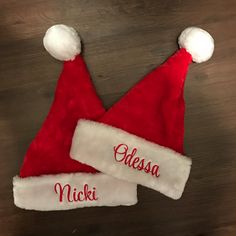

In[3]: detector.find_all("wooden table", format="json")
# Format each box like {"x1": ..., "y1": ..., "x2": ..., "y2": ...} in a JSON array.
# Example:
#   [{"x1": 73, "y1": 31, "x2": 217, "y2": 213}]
[{"x1": 1, "y1": 0, "x2": 236, "y2": 235}]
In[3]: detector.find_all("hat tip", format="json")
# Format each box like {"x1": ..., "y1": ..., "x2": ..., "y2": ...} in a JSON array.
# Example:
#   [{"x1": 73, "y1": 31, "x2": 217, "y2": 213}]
[
  {"x1": 43, "y1": 24, "x2": 81, "y2": 61},
  {"x1": 178, "y1": 27, "x2": 214, "y2": 63}
]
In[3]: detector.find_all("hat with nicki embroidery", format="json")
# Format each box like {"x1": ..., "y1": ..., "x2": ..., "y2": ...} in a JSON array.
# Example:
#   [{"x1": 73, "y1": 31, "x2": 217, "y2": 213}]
[{"x1": 13, "y1": 24, "x2": 137, "y2": 211}]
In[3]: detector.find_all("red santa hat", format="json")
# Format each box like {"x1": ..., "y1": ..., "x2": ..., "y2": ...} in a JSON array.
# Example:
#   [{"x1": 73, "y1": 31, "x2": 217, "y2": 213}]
[
  {"x1": 70, "y1": 27, "x2": 214, "y2": 200},
  {"x1": 13, "y1": 25, "x2": 137, "y2": 211}
]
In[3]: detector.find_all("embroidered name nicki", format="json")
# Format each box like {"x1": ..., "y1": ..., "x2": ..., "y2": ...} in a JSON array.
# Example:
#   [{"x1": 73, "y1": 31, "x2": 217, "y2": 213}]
[
  {"x1": 54, "y1": 183, "x2": 98, "y2": 203},
  {"x1": 114, "y1": 144, "x2": 160, "y2": 177}
]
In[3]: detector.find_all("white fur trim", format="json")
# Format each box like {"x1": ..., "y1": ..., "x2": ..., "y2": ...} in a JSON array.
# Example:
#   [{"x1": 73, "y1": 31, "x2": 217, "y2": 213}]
[
  {"x1": 178, "y1": 27, "x2": 214, "y2": 63},
  {"x1": 43, "y1": 24, "x2": 81, "y2": 61},
  {"x1": 70, "y1": 120, "x2": 192, "y2": 200},
  {"x1": 13, "y1": 173, "x2": 137, "y2": 211}
]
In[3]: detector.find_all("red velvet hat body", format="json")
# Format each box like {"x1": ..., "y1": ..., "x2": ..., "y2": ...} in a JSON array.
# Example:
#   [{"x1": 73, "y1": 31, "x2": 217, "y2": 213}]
[
  {"x1": 100, "y1": 48, "x2": 192, "y2": 154},
  {"x1": 20, "y1": 55, "x2": 105, "y2": 177}
]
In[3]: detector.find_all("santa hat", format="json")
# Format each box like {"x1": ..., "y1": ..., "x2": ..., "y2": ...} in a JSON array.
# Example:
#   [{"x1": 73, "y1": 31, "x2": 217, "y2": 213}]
[
  {"x1": 70, "y1": 27, "x2": 214, "y2": 200},
  {"x1": 13, "y1": 25, "x2": 137, "y2": 211}
]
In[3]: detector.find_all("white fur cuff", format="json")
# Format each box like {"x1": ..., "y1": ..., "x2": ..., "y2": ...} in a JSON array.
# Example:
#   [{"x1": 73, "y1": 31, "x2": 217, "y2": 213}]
[
  {"x1": 70, "y1": 120, "x2": 192, "y2": 200},
  {"x1": 13, "y1": 173, "x2": 137, "y2": 211}
]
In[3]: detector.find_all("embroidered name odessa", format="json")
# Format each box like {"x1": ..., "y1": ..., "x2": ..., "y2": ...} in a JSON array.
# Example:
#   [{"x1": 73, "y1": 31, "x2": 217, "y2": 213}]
[
  {"x1": 113, "y1": 144, "x2": 160, "y2": 177},
  {"x1": 54, "y1": 183, "x2": 98, "y2": 203}
]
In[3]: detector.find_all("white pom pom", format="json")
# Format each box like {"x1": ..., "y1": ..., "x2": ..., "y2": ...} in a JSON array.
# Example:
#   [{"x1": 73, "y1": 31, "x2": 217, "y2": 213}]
[
  {"x1": 178, "y1": 27, "x2": 214, "y2": 63},
  {"x1": 43, "y1": 24, "x2": 81, "y2": 61}
]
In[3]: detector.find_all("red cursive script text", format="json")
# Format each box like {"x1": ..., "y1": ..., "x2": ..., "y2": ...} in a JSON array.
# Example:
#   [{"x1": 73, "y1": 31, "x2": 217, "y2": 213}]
[
  {"x1": 54, "y1": 183, "x2": 98, "y2": 203},
  {"x1": 113, "y1": 144, "x2": 160, "y2": 177}
]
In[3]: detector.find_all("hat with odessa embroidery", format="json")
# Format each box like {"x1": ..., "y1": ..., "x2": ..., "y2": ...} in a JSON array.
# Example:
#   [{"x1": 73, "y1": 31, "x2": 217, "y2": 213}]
[
  {"x1": 70, "y1": 27, "x2": 214, "y2": 200},
  {"x1": 13, "y1": 24, "x2": 137, "y2": 211}
]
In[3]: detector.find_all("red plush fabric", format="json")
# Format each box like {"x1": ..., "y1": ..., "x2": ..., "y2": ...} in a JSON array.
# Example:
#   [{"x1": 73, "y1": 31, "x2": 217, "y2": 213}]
[
  {"x1": 20, "y1": 48, "x2": 191, "y2": 178},
  {"x1": 20, "y1": 55, "x2": 105, "y2": 177},
  {"x1": 100, "y1": 48, "x2": 192, "y2": 154}
]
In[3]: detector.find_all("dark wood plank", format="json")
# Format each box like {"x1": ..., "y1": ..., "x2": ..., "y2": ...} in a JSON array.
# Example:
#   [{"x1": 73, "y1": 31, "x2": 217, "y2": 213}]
[{"x1": 0, "y1": 0, "x2": 236, "y2": 235}]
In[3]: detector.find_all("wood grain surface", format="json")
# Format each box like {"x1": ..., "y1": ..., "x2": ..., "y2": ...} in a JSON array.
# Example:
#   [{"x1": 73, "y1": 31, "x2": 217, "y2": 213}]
[{"x1": 0, "y1": 0, "x2": 236, "y2": 235}]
